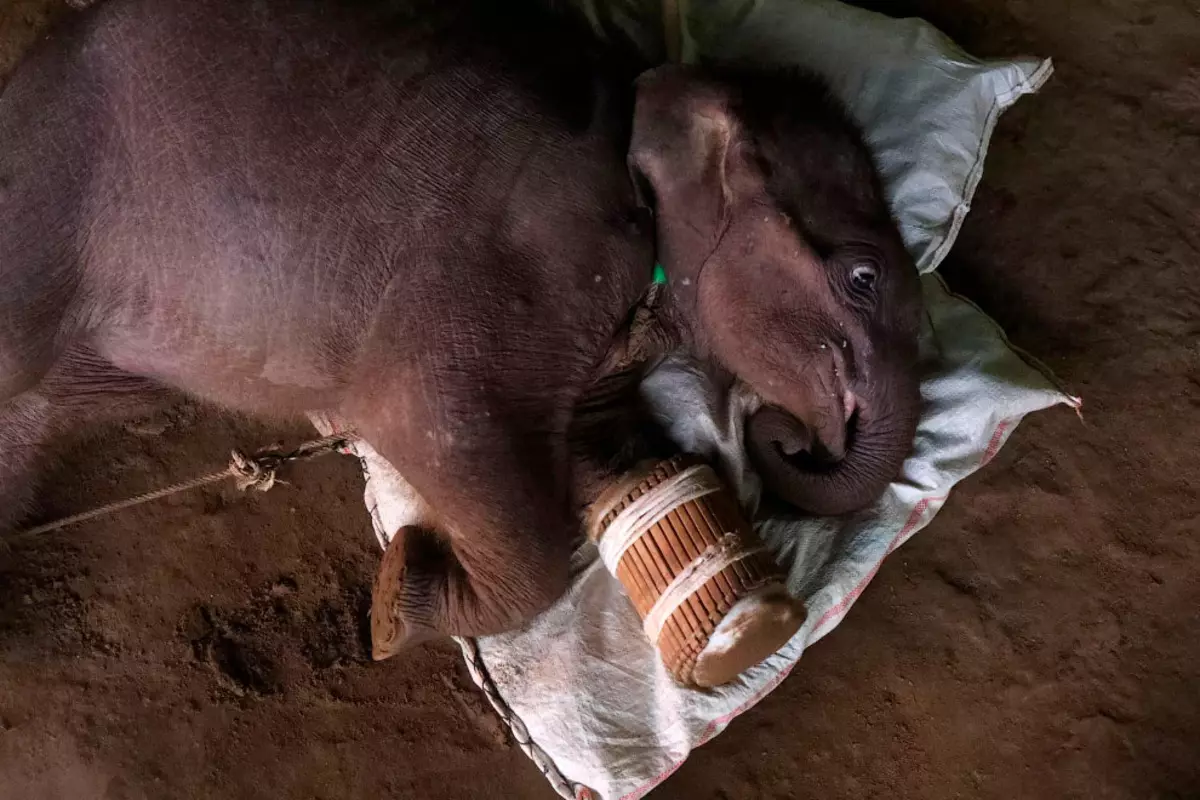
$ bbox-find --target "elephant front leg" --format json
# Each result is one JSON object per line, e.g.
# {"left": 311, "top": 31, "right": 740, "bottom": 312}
{"left": 371, "top": 525, "right": 439, "bottom": 658}
{"left": 362, "top": 366, "right": 676, "bottom": 655}
{"left": 369, "top": 513, "right": 574, "bottom": 657}
{"left": 365, "top": 380, "right": 667, "bottom": 656}
{"left": 349, "top": 404, "right": 581, "bottom": 654}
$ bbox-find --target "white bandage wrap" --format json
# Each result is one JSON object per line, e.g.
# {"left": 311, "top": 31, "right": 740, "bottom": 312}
{"left": 641, "top": 534, "right": 763, "bottom": 645}
{"left": 595, "top": 464, "right": 722, "bottom": 576}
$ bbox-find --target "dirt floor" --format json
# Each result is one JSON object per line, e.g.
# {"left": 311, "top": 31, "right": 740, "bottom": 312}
{"left": 1, "top": 0, "right": 1198, "bottom": 798}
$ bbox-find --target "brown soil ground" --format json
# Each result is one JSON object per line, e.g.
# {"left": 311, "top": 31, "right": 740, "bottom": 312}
{"left": 1, "top": 1, "right": 1198, "bottom": 798}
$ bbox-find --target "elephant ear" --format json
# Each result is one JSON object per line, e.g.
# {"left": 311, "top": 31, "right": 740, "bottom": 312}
{"left": 628, "top": 65, "right": 737, "bottom": 286}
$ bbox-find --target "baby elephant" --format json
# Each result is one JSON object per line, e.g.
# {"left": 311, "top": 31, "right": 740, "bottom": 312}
{"left": 0, "top": 0, "right": 922, "bottom": 647}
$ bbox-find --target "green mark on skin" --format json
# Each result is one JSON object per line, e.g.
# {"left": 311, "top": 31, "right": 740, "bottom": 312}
{"left": 652, "top": 263, "right": 668, "bottom": 285}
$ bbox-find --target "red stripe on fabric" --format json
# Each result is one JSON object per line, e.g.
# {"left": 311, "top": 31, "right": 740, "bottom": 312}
{"left": 981, "top": 420, "right": 1010, "bottom": 466}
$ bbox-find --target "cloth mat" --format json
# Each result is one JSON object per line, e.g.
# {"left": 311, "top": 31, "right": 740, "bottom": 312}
{"left": 311, "top": 1, "right": 1080, "bottom": 797}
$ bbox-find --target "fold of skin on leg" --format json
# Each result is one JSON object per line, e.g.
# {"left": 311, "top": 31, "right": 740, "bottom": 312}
{"left": 0, "top": 393, "right": 54, "bottom": 535}
{"left": 0, "top": 347, "right": 173, "bottom": 534}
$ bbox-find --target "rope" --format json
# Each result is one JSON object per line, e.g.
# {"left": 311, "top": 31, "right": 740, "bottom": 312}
{"left": 10, "top": 433, "right": 355, "bottom": 540}
{"left": 594, "top": 463, "right": 722, "bottom": 576}
{"left": 641, "top": 534, "right": 763, "bottom": 646}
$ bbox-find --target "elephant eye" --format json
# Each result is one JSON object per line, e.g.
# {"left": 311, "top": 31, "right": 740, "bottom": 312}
{"left": 851, "top": 263, "right": 878, "bottom": 291}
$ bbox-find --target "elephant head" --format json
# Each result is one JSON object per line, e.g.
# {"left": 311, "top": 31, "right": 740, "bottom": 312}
{"left": 628, "top": 64, "right": 922, "bottom": 516}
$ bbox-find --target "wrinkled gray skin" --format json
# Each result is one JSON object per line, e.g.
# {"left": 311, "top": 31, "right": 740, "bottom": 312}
{"left": 0, "top": 0, "right": 921, "bottom": 644}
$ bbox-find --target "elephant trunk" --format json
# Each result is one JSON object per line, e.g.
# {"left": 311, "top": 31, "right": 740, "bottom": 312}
{"left": 746, "top": 371, "right": 920, "bottom": 517}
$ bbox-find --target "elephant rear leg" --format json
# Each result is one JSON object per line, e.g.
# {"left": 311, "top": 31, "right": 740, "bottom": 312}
{"left": 0, "top": 348, "right": 172, "bottom": 533}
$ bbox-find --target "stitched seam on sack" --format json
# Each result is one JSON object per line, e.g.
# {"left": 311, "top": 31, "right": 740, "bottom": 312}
{"left": 919, "top": 57, "right": 1055, "bottom": 274}
{"left": 929, "top": 272, "right": 1082, "bottom": 405}
{"left": 454, "top": 634, "right": 585, "bottom": 800}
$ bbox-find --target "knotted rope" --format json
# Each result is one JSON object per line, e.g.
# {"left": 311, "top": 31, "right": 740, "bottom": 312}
{"left": 10, "top": 433, "right": 355, "bottom": 540}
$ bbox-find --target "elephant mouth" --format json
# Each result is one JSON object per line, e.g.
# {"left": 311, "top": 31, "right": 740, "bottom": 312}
{"left": 753, "top": 389, "right": 858, "bottom": 468}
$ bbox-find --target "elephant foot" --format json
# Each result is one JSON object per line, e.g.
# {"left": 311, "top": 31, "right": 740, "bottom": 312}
{"left": 370, "top": 526, "right": 438, "bottom": 660}
{"left": 367, "top": 507, "right": 572, "bottom": 646}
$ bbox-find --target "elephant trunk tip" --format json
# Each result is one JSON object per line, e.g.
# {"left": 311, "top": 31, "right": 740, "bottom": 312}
{"left": 746, "top": 391, "right": 918, "bottom": 517}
